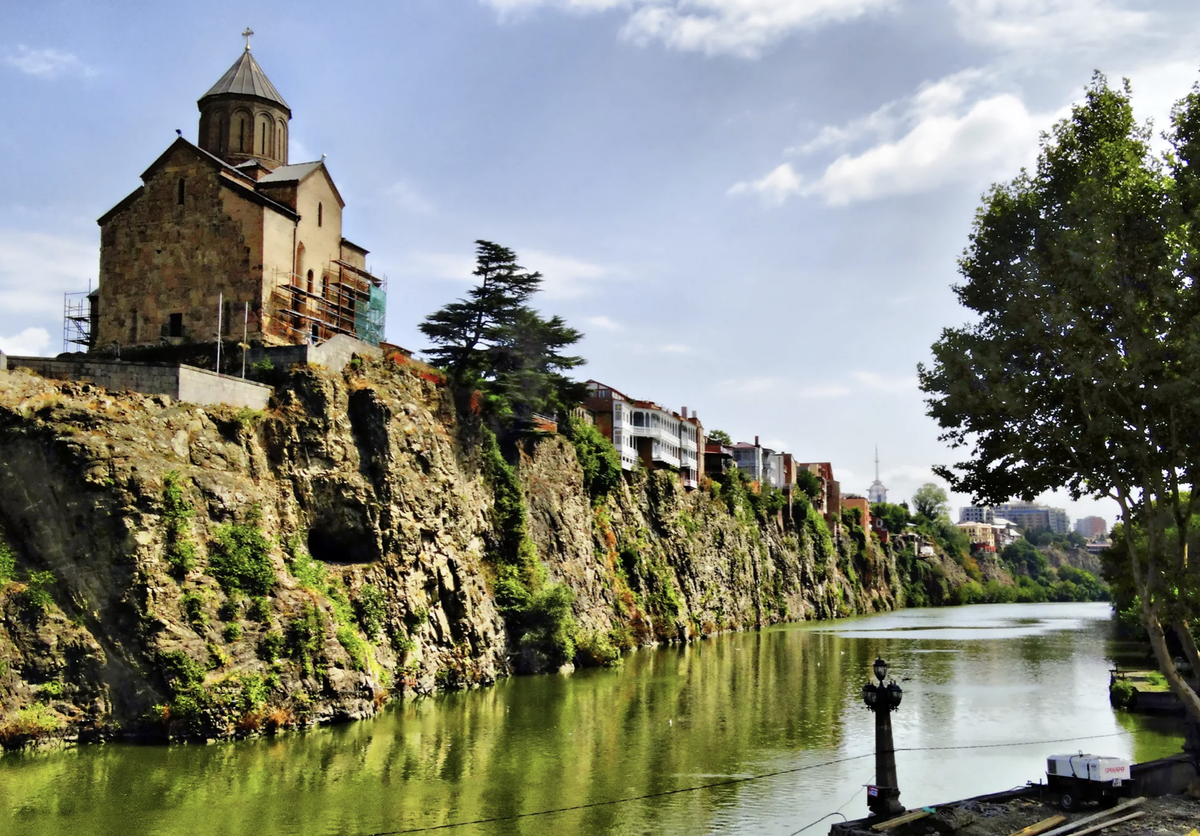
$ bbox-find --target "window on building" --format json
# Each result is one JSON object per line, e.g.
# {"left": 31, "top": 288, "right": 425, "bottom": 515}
{"left": 311, "top": 323, "right": 319, "bottom": 343}
{"left": 306, "top": 269, "right": 314, "bottom": 295}
{"left": 168, "top": 313, "right": 183, "bottom": 338}
{"left": 239, "top": 118, "right": 247, "bottom": 152}
{"left": 318, "top": 203, "right": 323, "bottom": 227}
{"left": 177, "top": 178, "right": 185, "bottom": 206}
{"left": 320, "top": 275, "right": 327, "bottom": 298}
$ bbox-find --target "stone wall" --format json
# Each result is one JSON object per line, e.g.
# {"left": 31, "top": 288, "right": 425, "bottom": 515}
{"left": 176, "top": 365, "right": 272, "bottom": 409}
{"left": 5, "top": 356, "right": 270, "bottom": 409}
{"left": 246, "top": 334, "right": 381, "bottom": 374}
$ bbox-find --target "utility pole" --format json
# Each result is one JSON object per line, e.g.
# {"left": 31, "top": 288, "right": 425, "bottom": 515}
{"left": 241, "top": 302, "right": 249, "bottom": 379}
{"left": 216, "top": 292, "right": 223, "bottom": 375}
{"left": 862, "top": 657, "right": 904, "bottom": 818}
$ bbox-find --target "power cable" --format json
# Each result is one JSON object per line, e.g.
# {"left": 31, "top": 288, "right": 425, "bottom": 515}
{"left": 362, "top": 753, "right": 877, "bottom": 836}
{"left": 359, "top": 729, "right": 1135, "bottom": 836}
{"left": 786, "top": 768, "right": 874, "bottom": 836}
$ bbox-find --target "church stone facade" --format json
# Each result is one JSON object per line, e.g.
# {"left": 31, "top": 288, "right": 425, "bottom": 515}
{"left": 93, "top": 43, "right": 384, "bottom": 352}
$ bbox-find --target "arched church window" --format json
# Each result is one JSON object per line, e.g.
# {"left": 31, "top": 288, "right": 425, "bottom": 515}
{"left": 239, "top": 118, "right": 246, "bottom": 152}
{"left": 318, "top": 203, "right": 323, "bottom": 227}
{"left": 307, "top": 269, "right": 314, "bottom": 295}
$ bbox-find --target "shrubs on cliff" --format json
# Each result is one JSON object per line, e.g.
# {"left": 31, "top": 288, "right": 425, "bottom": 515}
{"left": 208, "top": 506, "right": 275, "bottom": 596}
{"left": 481, "top": 427, "right": 579, "bottom": 665}
{"left": 162, "top": 471, "right": 196, "bottom": 575}
{"left": 563, "top": 417, "right": 622, "bottom": 499}
{"left": 0, "top": 528, "right": 14, "bottom": 584}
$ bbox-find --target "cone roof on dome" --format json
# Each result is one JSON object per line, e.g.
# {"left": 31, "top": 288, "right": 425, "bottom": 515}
{"left": 199, "top": 49, "right": 290, "bottom": 114}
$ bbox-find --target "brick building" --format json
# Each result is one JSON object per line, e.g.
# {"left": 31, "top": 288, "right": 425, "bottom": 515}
{"left": 90, "top": 39, "right": 385, "bottom": 352}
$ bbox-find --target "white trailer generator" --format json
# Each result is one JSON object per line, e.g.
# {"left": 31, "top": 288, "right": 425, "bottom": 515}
{"left": 1046, "top": 754, "right": 1131, "bottom": 811}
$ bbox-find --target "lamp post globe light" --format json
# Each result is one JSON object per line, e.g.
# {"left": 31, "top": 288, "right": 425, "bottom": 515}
{"left": 862, "top": 657, "right": 904, "bottom": 818}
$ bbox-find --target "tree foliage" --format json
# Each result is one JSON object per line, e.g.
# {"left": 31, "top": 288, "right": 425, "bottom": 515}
{"left": 912, "top": 483, "right": 950, "bottom": 521}
{"left": 918, "top": 72, "right": 1200, "bottom": 721}
{"left": 707, "top": 429, "right": 732, "bottom": 446}
{"left": 871, "top": 501, "right": 911, "bottom": 535}
{"left": 419, "top": 240, "right": 586, "bottom": 420}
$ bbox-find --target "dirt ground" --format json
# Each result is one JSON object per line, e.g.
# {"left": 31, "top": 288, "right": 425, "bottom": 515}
{"left": 934, "top": 795, "right": 1198, "bottom": 836}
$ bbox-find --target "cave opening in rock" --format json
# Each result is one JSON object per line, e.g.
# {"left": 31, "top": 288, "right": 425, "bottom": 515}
{"left": 307, "top": 523, "right": 376, "bottom": 564}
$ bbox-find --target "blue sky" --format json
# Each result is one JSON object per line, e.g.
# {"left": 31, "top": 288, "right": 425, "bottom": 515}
{"left": 4, "top": 0, "right": 1200, "bottom": 528}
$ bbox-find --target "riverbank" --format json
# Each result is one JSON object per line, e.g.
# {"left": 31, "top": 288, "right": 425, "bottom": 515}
{"left": 834, "top": 792, "right": 1200, "bottom": 836}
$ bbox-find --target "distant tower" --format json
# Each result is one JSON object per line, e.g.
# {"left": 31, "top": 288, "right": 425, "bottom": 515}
{"left": 867, "top": 446, "right": 888, "bottom": 504}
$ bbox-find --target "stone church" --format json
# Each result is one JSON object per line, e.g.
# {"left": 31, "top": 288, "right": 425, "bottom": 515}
{"left": 92, "top": 39, "right": 385, "bottom": 351}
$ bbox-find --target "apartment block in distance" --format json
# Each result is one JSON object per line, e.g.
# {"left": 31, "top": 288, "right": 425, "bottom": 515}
{"left": 993, "top": 502, "right": 1069, "bottom": 535}
{"left": 1074, "top": 516, "right": 1108, "bottom": 540}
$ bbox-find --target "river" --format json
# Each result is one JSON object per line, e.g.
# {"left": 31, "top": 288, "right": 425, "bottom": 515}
{"left": 0, "top": 602, "right": 1183, "bottom": 836}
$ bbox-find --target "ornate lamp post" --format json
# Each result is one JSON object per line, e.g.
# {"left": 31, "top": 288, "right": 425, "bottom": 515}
{"left": 862, "top": 656, "right": 904, "bottom": 817}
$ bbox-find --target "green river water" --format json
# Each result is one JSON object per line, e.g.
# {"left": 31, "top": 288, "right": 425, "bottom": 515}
{"left": 0, "top": 602, "right": 1184, "bottom": 835}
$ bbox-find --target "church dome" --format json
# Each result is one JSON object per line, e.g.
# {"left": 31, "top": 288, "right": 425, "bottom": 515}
{"left": 197, "top": 40, "right": 291, "bottom": 169}
{"left": 199, "top": 49, "right": 291, "bottom": 115}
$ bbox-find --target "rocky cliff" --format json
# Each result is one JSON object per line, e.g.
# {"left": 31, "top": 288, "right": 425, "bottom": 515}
{"left": 0, "top": 358, "right": 905, "bottom": 748}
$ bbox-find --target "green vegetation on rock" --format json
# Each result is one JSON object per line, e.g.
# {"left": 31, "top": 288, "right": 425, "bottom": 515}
{"left": 162, "top": 471, "right": 196, "bottom": 576}
{"left": 208, "top": 507, "right": 275, "bottom": 596}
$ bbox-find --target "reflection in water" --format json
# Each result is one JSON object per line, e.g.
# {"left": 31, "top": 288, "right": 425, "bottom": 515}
{"left": 0, "top": 603, "right": 1183, "bottom": 836}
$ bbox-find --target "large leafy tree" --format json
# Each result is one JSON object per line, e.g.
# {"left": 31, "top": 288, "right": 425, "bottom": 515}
{"left": 919, "top": 73, "right": 1200, "bottom": 722}
{"left": 420, "top": 240, "right": 585, "bottom": 420}
{"left": 911, "top": 483, "right": 950, "bottom": 521}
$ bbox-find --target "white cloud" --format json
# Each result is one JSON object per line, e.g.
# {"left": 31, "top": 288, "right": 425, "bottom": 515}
{"left": 383, "top": 179, "right": 435, "bottom": 215}
{"left": 719, "top": 376, "right": 781, "bottom": 394}
{"left": 798, "top": 383, "right": 851, "bottom": 399}
{"left": 0, "top": 229, "right": 97, "bottom": 318}
{"left": 4, "top": 45, "right": 96, "bottom": 79}
{"left": 480, "top": 0, "right": 894, "bottom": 58}
{"left": 810, "top": 93, "right": 1048, "bottom": 205}
{"left": 394, "top": 252, "right": 476, "bottom": 282}
{"left": 0, "top": 327, "right": 51, "bottom": 356}
{"left": 852, "top": 370, "right": 918, "bottom": 392}
{"left": 521, "top": 250, "right": 612, "bottom": 299}
{"left": 728, "top": 163, "right": 804, "bottom": 206}
{"left": 735, "top": 70, "right": 1057, "bottom": 207}
{"left": 950, "top": 0, "right": 1149, "bottom": 51}
{"left": 661, "top": 343, "right": 690, "bottom": 354}
{"left": 584, "top": 314, "right": 623, "bottom": 331}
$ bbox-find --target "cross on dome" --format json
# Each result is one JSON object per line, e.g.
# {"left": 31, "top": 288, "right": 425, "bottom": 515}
{"left": 242, "top": 27, "right": 254, "bottom": 51}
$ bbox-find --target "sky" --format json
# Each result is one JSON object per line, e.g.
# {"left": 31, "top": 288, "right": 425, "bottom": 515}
{"left": 3, "top": 0, "right": 1200, "bottom": 532}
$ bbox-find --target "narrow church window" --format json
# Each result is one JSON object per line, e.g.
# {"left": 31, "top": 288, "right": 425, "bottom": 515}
{"left": 239, "top": 119, "right": 246, "bottom": 152}
{"left": 307, "top": 270, "right": 314, "bottom": 295}
{"left": 168, "top": 313, "right": 183, "bottom": 338}
{"left": 177, "top": 178, "right": 185, "bottom": 205}
{"left": 318, "top": 203, "right": 323, "bottom": 227}
{"left": 311, "top": 323, "right": 320, "bottom": 343}
{"left": 321, "top": 275, "right": 327, "bottom": 299}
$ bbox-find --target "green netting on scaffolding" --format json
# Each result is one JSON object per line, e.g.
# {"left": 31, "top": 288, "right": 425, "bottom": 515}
{"left": 356, "top": 284, "right": 386, "bottom": 346}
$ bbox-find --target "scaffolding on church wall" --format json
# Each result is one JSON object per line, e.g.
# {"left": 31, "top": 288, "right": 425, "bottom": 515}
{"left": 266, "top": 262, "right": 386, "bottom": 347}
{"left": 63, "top": 289, "right": 94, "bottom": 354}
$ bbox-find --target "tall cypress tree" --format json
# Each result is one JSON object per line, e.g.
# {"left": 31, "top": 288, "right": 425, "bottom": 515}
{"left": 419, "top": 240, "right": 586, "bottom": 419}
